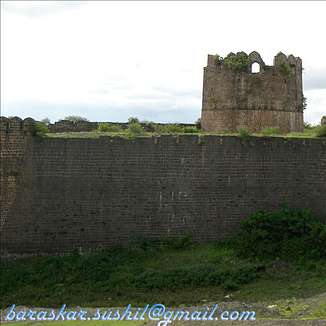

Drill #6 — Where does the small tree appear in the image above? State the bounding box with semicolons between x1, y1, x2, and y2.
195;118;201;129
303;122;313;130
182;126;199;133
315;124;326;137
41;117;51;126
300;94;307;111
97;123;122;133
63;116;89;122
213;54;223;61
29;122;49;137
141;120;155;132
128;117;140;124
225;54;251;72
127;122;143;134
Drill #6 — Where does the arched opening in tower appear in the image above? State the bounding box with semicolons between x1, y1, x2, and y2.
251;62;260;73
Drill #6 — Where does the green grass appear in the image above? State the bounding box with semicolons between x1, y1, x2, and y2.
6;320;146;326
2;209;325;325
45;125;324;139
1;239;325;310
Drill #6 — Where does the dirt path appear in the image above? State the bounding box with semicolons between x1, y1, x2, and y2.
1;292;325;325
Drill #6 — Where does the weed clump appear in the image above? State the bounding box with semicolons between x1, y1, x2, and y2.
279;62;291;76
130;265;259;291
182;126;199;133
237;125;251;140
125;233;193;252
154;123;182;133
260;126;280;137
314;124;326;137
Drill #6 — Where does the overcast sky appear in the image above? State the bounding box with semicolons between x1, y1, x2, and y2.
1;1;326;125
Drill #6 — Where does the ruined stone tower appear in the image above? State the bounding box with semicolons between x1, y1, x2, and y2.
201;51;304;134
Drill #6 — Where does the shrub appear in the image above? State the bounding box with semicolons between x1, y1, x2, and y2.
130;264;260;290
213;54;223;61
41;117;51;126
182;126;199;133
125;235;160;252
161;233;193;250
236;125;251;140
63;116;89;122
195;118;201;129
29;122;49;137
154;124;182;133
314;124;326;137
128;117;140;124
231;203;326;261
225;54;251;72
97;123;122;133
303;122;313;130
141;121;155;132
260;126;280;136
127;122;143;134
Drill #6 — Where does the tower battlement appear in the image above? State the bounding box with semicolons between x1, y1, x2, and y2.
201;51;304;134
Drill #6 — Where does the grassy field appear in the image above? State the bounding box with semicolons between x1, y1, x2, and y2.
46;130;325;139
1;242;326;325
33;119;326;139
1;206;326;325
1;239;325;308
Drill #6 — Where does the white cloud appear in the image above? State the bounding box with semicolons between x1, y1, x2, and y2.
304;89;326;126
1;1;86;19
1;1;326;124
303;66;326;91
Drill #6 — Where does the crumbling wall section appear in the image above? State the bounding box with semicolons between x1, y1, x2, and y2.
201;51;304;133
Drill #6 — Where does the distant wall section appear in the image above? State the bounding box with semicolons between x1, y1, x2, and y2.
47;121;195;133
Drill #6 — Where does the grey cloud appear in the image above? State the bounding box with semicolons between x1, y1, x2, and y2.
1;96;200;124
118;102;201;124
89;88;112;95
102;74;127;82
125;93;172;101
179;68;192;73
150;84;201;99
303;67;326;91
88;83;130;94
2;2;87;19
134;62;143;68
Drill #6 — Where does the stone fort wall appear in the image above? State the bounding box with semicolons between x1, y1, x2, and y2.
47;120;195;133
1;117;325;256
202;51;304;134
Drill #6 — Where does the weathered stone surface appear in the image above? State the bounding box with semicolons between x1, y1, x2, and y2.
1;117;325;256
201;51;304;134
